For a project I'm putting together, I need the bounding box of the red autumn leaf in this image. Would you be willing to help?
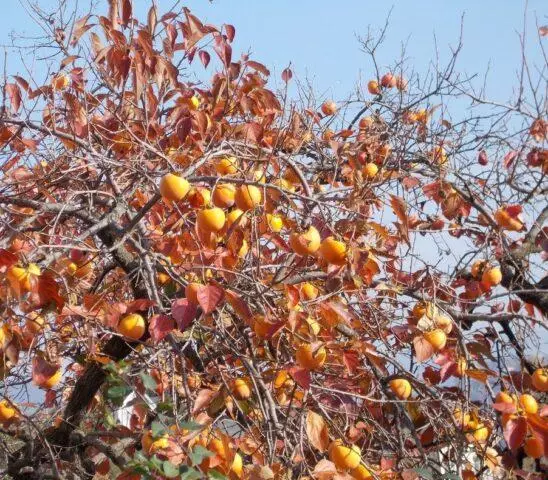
[192,388,217,415]
[148,314,174,343]
[199,50,210,68]
[306,410,329,452]
[171,298,198,331]
[126,298,155,313]
[121,0,132,27]
[413,335,434,362]
[282,67,293,83]
[33,272,65,312]
[44,389,57,408]
[32,356,60,389]
[197,284,224,314]
[224,24,236,42]
[246,60,270,76]
[225,289,252,322]
[6,83,22,113]
[213,35,232,68]
[289,366,311,390]
[0,249,18,267]
[478,149,488,165]
[504,416,527,451]
[343,350,360,375]
[503,150,518,169]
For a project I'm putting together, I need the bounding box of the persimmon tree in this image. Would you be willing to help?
[0,1,547,479]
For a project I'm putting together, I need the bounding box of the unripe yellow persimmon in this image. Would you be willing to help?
[296,343,327,370]
[234,185,262,210]
[159,173,190,201]
[117,313,146,340]
[328,439,361,470]
[367,80,381,95]
[319,236,347,265]
[290,226,321,256]
[197,207,226,233]
[389,378,411,399]
[266,213,283,232]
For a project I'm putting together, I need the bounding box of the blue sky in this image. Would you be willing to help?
[0,0,545,104]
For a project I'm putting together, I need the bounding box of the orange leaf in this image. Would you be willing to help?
[306,410,329,452]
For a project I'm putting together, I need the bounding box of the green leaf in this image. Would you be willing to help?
[106,385,130,400]
[413,467,434,480]
[163,461,180,478]
[208,470,227,479]
[156,401,174,413]
[140,372,158,390]
[180,467,203,480]
[178,420,204,431]
[150,420,167,437]
[189,445,214,466]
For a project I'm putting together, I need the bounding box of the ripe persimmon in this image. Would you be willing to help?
[389,378,411,399]
[295,343,326,370]
[482,267,502,288]
[159,173,190,201]
[423,329,447,351]
[117,313,146,340]
[234,185,262,210]
[290,226,321,256]
[212,184,236,208]
[328,439,361,470]
[197,207,226,233]
[531,368,548,392]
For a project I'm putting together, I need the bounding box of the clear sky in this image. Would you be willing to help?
[0,0,545,104]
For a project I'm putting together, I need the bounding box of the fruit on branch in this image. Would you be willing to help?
[328,439,362,470]
[434,314,453,333]
[518,394,538,414]
[321,100,338,116]
[319,236,347,265]
[359,116,374,129]
[389,378,412,399]
[395,75,408,91]
[216,156,238,175]
[524,437,543,459]
[117,313,146,340]
[212,184,236,208]
[232,378,252,400]
[234,185,262,211]
[367,80,381,95]
[531,368,548,392]
[363,162,378,179]
[197,207,226,233]
[495,391,517,405]
[290,226,321,256]
[430,145,448,165]
[300,283,319,301]
[266,213,283,233]
[469,421,489,442]
[350,464,373,479]
[0,399,17,424]
[159,173,190,201]
[295,343,326,370]
[423,329,447,351]
[481,266,502,288]
[380,73,397,88]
